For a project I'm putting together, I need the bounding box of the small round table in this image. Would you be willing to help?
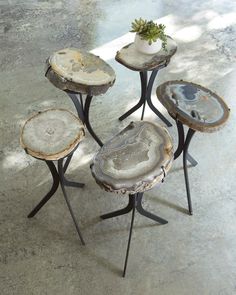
[156,80,230,214]
[45,48,116,147]
[115,36,177,126]
[21,109,86,244]
[91,121,173,277]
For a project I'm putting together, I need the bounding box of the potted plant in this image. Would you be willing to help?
[130,18,167,54]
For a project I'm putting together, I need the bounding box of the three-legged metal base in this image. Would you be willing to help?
[101,192,168,277]
[27,156,85,245]
[66,91,103,147]
[119,68,172,127]
[174,119,198,215]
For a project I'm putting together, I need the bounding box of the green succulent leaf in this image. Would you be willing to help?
[130,17,168,50]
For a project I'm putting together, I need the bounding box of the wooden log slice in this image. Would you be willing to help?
[91,121,173,194]
[156,80,230,132]
[20,109,85,161]
[45,48,116,96]
[115,36,177,71]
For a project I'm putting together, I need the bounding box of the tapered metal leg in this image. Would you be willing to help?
[63,154,72,173]
[119,96,145,121]
[66,91,85,122]
[183,128,196,215]
[100,195,133,219]
[146,70,172,127]
[136,192,168,224]
[28,161,59,218]
[101,193,167,224]
[119,72,147,121]
[58,160,85,245]
[174,119,198,166]
[84,95,103,147]
[174,120,185,160]
[62,154,85,188]
[141,101,146,120]
[123,195,136,277]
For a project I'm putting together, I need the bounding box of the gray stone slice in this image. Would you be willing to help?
[45,48,116,95]
[20,109,85,161]
[115,36,177,71]
[91,121,173,194]
[156,80,230,132]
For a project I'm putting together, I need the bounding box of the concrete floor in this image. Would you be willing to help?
[0,0,236,294]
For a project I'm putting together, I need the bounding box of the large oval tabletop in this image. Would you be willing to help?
[156,80,230,132]
[115,36,177,71]
[45,48,116,95]
[91,121,173,194]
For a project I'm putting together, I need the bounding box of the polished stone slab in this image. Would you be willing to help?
[115,36,177,71]
[20,109,85,161]
[91,121,173,194]
[45,48,116,95]
[156,80,230,132]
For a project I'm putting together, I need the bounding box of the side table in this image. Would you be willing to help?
[45,48,116,147]
[115,36,177,126]
[21,109,86,244]
[156,80,230,214]
[90,121,173,276]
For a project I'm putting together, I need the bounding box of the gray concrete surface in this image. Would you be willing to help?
[0,0,236,294]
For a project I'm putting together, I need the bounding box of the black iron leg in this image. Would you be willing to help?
[66,91,103,147]
[28,161,59,218]
[58,159,85,245]
[174,119,185,160]
[146,70,172,127]
[66,91,85,122]
[136,192,168,224]
[101,193,167,224]
[62,155,85,188]
[174,119,198,166]
[123,195,136,277]
[183,128,196,215]
[84,95,103,147]
[100,195,133,219]
[119,72,147,121]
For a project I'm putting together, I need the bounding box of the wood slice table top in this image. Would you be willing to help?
[20,109,85,161]
[156,80,230,132]
[45,48,116,95]
[115,36,177,71]
[91,121,173,194]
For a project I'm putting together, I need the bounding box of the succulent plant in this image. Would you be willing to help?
[130,18,167,50]
[130,18,148,34]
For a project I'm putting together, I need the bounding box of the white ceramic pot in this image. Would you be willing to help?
[134,33,162,54]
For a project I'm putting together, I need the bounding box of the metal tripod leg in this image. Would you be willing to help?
[100,195,133,219]
[58,159,85,245]
[84,95,103,147]
[174,119,198,166]
[66,91,85,122]
[119,72,147,121]
[146,70,172,127]
[100,193,167,224]
[62,154,85,188]
[67,91,103,147]
[28,161,59,218]
[136,192,168,224]
[123,195,136,277]
[183,128,196,215]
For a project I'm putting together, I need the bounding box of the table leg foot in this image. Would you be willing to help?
[100,195,133,219]
[27,161,59,218]
[136,193,168,224]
